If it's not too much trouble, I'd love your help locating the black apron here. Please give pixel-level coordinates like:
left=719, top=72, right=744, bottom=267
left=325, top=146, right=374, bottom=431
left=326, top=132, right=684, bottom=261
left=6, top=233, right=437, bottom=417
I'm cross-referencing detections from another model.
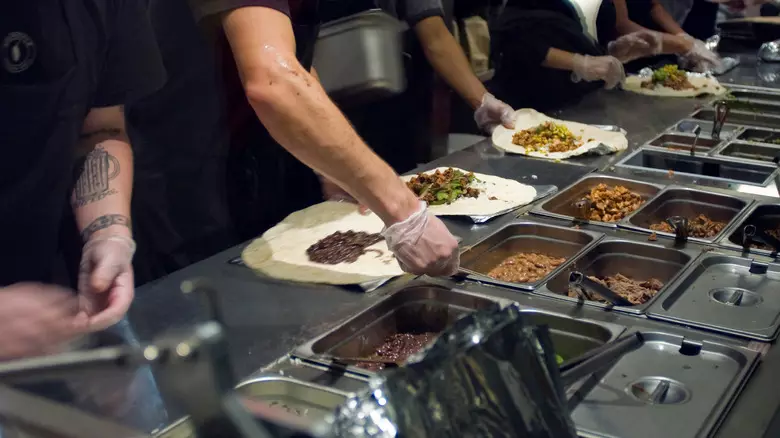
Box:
left=490, top=2, right=616, bottom=111
left=224, top=1, right=324, bottom=241
left=0, top=1, right=91, bottom=286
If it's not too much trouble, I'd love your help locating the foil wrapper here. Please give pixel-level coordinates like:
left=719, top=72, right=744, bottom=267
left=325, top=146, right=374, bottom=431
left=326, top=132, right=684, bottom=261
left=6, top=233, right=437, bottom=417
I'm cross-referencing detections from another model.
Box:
left=760, top=40, right=780, bottom=63
left=327, top=304, right=577, bottom=438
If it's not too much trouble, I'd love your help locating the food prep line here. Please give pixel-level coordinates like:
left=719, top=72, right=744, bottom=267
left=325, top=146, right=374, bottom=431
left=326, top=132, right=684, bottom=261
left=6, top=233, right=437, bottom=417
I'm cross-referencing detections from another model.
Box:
left=108, top=52, right=780, bottom=437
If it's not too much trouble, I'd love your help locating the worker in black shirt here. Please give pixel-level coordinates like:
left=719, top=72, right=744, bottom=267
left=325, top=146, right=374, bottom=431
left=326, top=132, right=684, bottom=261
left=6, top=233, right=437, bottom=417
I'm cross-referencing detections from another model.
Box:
left=0, top=0, right=164, bottom=357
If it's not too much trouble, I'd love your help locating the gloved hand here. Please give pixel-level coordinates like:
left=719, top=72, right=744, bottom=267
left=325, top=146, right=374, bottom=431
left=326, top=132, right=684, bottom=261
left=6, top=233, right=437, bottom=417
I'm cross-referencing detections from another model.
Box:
left=78, top=234, right=136, bottom=331
left=317, top=173, right=369, bottom=214
left=474, top=92, right=515, bottom=134
left=607, top=30, right=663, bottom=63
left=382, top=201, right=459, bottom=276
left=0, top=283, right=89, bottom=360
left=678, top=33, right=721, bottom=73
left=571, top=54, right=625, bottom=90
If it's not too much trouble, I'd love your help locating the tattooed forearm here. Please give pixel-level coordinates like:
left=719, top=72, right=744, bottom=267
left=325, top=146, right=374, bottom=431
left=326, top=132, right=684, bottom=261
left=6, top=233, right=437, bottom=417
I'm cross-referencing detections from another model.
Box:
left=72, top=145, right=121, bottom=208
left=79, top=128, right=123, bottom=140
left=81, top=215, right=132, bottom=242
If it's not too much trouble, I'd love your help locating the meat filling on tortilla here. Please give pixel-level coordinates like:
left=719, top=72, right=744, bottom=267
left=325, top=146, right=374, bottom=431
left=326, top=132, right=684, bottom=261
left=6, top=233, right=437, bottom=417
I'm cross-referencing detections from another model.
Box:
left=406, top=168, right=481, bottom=205
left=641, top=65, right=695, bottom=91
left=511, top=121, right=586, bottom=153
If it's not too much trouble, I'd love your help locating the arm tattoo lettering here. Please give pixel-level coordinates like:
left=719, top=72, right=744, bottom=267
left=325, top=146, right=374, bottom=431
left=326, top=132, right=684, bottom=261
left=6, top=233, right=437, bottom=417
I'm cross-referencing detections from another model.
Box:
left=72, top=145, right=120, bottom=208
left=81, top=215, right=132, bottom=242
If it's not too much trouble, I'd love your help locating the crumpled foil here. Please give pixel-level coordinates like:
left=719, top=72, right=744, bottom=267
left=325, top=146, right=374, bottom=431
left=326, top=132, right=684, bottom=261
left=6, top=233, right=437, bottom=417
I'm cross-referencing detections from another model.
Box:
left=326, top=304, right=577, bottom=438
left=760, top=40, right=780, bottom=63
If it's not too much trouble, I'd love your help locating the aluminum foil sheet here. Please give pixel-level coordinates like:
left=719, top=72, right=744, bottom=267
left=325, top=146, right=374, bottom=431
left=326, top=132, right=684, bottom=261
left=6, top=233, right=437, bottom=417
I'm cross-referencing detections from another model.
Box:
left=760, top=40, right=780, bottom=62
left=327, top=304, right=577, bottom=438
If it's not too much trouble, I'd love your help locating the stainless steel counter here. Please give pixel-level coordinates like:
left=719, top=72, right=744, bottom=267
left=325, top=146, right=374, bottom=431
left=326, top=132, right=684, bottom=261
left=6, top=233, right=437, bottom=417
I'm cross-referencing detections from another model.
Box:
left=53, top=48, right=780, bottom=437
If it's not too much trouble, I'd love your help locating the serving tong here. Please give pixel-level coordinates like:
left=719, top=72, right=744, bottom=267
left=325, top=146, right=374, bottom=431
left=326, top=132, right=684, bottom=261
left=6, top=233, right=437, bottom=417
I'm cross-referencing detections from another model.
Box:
left=742, top=224, right=780, bottom=253
left=712, top=100, right=730, bottom=141
left=665, top=216, right=690, bottom=243
left=559, top=332, right=645, bottom=388
left=568, top=271, right=633, bottom=307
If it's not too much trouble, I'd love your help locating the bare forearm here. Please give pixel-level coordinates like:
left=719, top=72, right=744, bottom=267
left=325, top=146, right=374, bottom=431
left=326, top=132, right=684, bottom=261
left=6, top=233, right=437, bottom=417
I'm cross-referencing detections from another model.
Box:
left=72, top=107, right=133, bottom=242
left=650, top=2, right=685, bottom=35
left=542, top=48, right=577, bottom=71
left=223, top=7, right=418, bottom=224
left=416, top=17, right=486, bottom=109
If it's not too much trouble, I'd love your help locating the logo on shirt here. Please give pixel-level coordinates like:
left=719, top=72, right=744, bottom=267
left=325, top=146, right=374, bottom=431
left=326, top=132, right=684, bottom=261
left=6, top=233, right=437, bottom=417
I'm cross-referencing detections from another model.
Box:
left=2, top=32, right=36, bottom=74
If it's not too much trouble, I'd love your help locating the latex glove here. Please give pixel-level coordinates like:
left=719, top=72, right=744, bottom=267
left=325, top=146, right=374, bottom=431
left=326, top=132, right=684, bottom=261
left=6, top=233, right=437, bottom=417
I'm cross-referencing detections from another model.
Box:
left=474, top=92, right=515, bottom=134
left=607, top=30, right=663, bottom=63
left=571, top=54, right=625, bottom=90
left=317, top=173, right=369, bottom=214
left=78, top=235, right=136, bottom=331
left=678, top=34, right=722, bottom=73
left=382, top=201, right=459, bottom=276
left=0, top=283, right=89, bottom=360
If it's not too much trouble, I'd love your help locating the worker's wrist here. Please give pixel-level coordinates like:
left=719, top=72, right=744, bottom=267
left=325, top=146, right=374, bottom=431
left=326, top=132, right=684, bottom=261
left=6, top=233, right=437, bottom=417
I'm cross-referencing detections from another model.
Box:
left=80, top=214, right=133, bottom=243
left=380, top=187, right=423, bottom=226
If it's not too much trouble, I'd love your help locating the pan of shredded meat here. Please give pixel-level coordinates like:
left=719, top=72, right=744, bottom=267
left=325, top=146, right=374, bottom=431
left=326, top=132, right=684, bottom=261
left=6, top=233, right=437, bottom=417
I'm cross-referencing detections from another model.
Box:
left=568, top=273, right=664, bottom=306
left=649, top=214, right=727, bottom=239
left=582, top=184, right=645, bottom=223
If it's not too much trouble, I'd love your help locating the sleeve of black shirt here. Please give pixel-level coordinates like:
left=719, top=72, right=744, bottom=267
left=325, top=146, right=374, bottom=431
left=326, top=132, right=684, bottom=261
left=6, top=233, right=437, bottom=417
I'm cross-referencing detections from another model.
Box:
left=403, top=0, right=444, bottom=26
left=93, top=0, right=166, bottom=108
left=189, top=0, right=290, bottom=21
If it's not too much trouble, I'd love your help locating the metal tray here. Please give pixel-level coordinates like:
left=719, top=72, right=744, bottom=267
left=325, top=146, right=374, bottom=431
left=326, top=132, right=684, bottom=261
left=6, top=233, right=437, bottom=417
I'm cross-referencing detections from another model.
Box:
left=669, top=120, right=741, bottom=139
left=648, top=133, right=722, bottom=153
left=716, top=141, right=780, bottom=163
left=260, top=356, right=369, bottom=394
left=615, top=148, right=778, bottom=187
left=727, top=87, right=780, bottom=104
left=530, top=174, right=664, bottom=228
left=736, top=127, right=780, bottom=145
left=573, top=331, right=760, bottom=438
left=538, top=239, right=696, bottom=315
left=155, top=375, right=348, bottom=438
left=719, top=202, right=780, bottom=257
left=691, top=108, right=780, bottom=130
left=459, top=221, right=603, bottom=291
left=647, top=253, right=780, bottom=340
left=619, top=187, right=751, bottom=244
left=293, top=285, right=512, bottom=376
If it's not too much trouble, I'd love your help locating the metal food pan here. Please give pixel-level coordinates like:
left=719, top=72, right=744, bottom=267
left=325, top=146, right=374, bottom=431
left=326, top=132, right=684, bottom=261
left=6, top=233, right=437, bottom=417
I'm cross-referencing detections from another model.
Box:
left=530, top=174, right=664, bottom=228
left=727, top=88, right=780, bottom=103
left=719, top=202, right=780, bottom=257
left=647, top=253, right=780, bottom=340
left=573, top=331, right=759, bottom=438
left=720, top=100, right=780, bottom=116
left=691, top=108, right=780, bottom=130
left=716, top=141, right=780, bottom=163
left=668, top=119, right=741, bottom=139
left=459, top=221, right=603, bottom=291
left=538, top=239, right=696, bottom=315
left=615, top=148, right=778, bottom=187
left=648, top=133, right=722, bottom=152
left=518, top=309, right=624, bottom=361
left=619, top=186, right=751, bottom=244
left=293, top=285, right=512, bottom=376
left=260, top=356, right=369, bottom=394
left=735, top=127, right=780, bottom=145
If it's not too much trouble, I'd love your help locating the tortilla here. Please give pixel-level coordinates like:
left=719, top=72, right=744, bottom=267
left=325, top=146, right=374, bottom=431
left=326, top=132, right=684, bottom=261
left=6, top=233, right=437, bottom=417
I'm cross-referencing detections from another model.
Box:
left=242, top=202, right=404, bottom=285
left=623, top=74, right=727, bottom=97
left=401, top=167, right=537, bottom=216
left=491, top=109, right=628, bottom=159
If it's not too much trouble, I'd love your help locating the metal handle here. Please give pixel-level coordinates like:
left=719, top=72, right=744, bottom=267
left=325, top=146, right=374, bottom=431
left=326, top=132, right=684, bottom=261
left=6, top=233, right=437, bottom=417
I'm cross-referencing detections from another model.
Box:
left=665, top=216, right=690, bottom=243
left=568, top=272, right=633, bottom=307
left=572, top=199, right=592, bottom=221
left=712, top=101, right=730, bottom=141
left=690, top=125, right=702, bottom=157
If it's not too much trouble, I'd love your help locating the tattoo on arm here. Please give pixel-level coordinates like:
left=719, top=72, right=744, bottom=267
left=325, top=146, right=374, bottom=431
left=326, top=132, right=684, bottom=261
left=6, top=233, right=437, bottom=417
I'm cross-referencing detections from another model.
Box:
left=81, top=215, right=132, bottom=242
left=72, top=145, right=120, bottom=208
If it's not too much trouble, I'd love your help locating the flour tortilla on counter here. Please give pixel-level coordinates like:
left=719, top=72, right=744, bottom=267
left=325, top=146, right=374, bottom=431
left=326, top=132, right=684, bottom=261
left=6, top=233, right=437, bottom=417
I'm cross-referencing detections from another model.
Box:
left=242, top=202, right=403, bottom=285
left=491, top=109, right=628, bottom=159
left=623, top=74, right=727, bottom=97
left=401, top=167, right=537, bottom=217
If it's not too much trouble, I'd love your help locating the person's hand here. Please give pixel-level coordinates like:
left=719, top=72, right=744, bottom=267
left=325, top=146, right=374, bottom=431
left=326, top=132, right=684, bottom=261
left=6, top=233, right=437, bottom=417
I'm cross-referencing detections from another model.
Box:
left=78, top=234, right=136, bottom=331
left=607, top=30, right=663, bottom=63
left=0, top=283, right=89, bottom=360
left=678, top=34, right=722, bottom=73
left=317, top=173, right=369, bottom=214
left=382, top=201, right=459, bottom=276
left=571, top=54, right=625, bottom=89
left=474, top=93, right=515, bottom=134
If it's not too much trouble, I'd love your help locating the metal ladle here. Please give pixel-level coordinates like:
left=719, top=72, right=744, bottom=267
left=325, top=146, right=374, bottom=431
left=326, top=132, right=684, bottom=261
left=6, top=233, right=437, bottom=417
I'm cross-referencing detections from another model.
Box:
left=569, top=271, right=633, bottom=307
left=743, top=224, right=780, bottom=253
left=572, top=198, right=593, bottom=222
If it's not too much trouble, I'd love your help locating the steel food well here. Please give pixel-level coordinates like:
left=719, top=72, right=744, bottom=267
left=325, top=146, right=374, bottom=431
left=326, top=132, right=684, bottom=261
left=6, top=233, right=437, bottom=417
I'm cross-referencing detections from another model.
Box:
left=538, top=239, right=696, bottom=315
left=647, top=253, right=780, bottom=340
left=716, top=141, right=780, bottom=163
left=619, top=187, right=751, bottom=244
left=726, top=88, right=780, bottom=103
left=615, top=148, right=778, bottom=186
left=519, top=309, right=624, bottom=361
left=648, top=133, right=721, bottom=153
left=572, top=331, right=759, bottom=438
left=531, top=174, right=663, bottom=228
left=459, top=221, right=603, bottom=290
left=720, top=203, right=780, bottom=257
left=736, top=127, right=780, bottom=145
left=691, top=108, right=780, bottom=129
left=670, top=120, right=740, bottom=139
left=260, top=356, right=369, bottom=394
left=293, top=285, right=512, bottom=375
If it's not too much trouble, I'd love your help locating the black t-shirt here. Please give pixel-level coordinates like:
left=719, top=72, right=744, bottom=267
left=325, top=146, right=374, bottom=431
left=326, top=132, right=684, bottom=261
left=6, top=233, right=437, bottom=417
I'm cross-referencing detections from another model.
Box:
left=0, top=0, right=165, bottom=285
